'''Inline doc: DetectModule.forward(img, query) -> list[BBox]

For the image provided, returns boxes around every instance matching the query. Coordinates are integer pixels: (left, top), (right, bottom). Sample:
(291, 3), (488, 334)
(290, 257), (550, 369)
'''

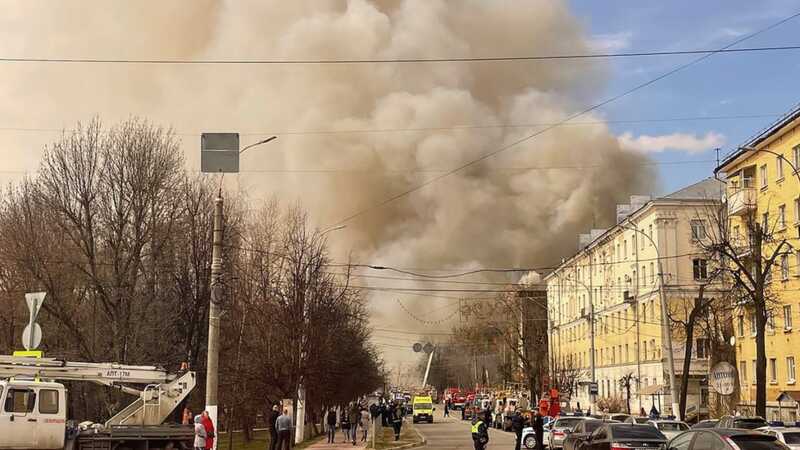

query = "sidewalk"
(305, 434), (368, 450)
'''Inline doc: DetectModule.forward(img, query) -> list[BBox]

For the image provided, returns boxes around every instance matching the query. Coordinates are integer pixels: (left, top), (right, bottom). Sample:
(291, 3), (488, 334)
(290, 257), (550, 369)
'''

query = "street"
(415, 410), (519, 450)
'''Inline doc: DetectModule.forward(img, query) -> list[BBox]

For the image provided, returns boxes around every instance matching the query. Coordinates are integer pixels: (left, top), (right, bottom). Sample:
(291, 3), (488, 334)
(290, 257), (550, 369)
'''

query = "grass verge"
(217, 430), (325, 450)
(369, 421), (423, 450)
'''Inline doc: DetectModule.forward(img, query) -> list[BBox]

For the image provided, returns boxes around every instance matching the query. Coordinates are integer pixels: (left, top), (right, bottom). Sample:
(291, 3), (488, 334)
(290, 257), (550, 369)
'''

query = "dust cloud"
(0, 0), (655, 362)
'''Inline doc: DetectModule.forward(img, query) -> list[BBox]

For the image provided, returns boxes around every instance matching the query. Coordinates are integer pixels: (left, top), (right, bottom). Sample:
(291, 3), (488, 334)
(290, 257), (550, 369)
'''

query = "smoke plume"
(0, 0), (656, 361)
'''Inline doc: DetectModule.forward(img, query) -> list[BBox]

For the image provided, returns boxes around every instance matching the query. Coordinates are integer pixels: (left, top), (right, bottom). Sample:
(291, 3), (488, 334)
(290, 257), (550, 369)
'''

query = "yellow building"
(545, 178), (724, 419)
(716, 107), (800, 421)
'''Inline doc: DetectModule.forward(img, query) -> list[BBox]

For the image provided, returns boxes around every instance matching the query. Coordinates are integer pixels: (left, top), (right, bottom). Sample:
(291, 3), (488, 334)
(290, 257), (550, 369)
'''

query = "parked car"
(691, 420), (719, 429)
(624, 416), (652, 424)
(549, 417), (589, 449)
(607, 414), (633, 423)
(647, 420), (690, 439)
(583, 423), (667, 450)
(523, 422), (552, 449)
(717, 416), (770, 430)
(666, 429), (790, 450)
(562, 419), (619, 450)
(761, 427), (800, 450)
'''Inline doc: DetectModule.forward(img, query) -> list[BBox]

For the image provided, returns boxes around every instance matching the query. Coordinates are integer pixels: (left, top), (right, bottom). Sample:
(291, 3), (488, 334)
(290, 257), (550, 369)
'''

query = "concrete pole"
(423, 348), (435, 387)
(205, 196), (224, 450)
(588, 284), (596, 413)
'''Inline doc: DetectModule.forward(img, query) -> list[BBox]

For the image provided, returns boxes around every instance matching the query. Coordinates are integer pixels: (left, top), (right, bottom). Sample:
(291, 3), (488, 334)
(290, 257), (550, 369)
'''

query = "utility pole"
(205, 195), (224, 446)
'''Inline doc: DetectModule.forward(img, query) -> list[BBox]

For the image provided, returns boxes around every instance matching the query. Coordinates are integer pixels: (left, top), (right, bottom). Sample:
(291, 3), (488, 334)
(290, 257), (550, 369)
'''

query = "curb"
(391, 426), (426, 450)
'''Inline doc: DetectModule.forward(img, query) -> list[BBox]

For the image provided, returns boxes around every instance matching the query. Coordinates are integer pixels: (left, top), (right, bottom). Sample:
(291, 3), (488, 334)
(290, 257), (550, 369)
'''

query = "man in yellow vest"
(471, 416), (489, 450)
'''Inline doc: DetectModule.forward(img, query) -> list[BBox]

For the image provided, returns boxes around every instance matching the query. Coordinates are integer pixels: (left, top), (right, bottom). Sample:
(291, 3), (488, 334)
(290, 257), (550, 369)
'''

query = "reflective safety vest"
(471, 421), (484, 434)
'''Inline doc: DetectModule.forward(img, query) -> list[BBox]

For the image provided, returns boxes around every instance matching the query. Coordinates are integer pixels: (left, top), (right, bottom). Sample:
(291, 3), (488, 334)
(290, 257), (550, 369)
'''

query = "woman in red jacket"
(201, 411), (216, 450)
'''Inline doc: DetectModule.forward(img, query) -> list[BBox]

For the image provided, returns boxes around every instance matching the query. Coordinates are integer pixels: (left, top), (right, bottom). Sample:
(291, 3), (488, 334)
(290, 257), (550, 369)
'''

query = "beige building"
(545, 178), (723, 419)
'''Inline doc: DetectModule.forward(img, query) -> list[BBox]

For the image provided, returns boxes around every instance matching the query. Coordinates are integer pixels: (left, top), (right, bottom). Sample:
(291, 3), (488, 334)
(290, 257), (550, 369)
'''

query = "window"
(649, 262), (655, 284)
(691, 220), (707, 240)
(752, 360), (757, 384)
(794, 145), (800, 172)
(738, 315), (745, 337)
(779, 205), (787, 229)
(788, 357), (796, 383)
(38, 389), (59, 414)
(797, 250), (800, 277)
(768, 310), (776, 333)
(650, 300), (656, 321)
(741, 360), (748, 384)
(760, 164), (768, 188)
(648, 224), (653, 243)
(770, 358), (778, 382)
(624, 240), (628, 258)
(643, 340), (647, 360)
(640, 231), (645, 250)
(778, 155), (785, 179)
(795, 198), (800, 225)
(750, 314), (757, 336)
(651, 338), (657, 359)
(782, 254), (790, 280)
(785, 305), (793, 330)
(641, 265), (646, 286)
(696, 338), (709, 358)
(693, 258), (708, 281)
(4, 389), (35, 413)
(642, 302), (647, 321)
(625, 344), (629, 362)
(762, 212), (770, 232)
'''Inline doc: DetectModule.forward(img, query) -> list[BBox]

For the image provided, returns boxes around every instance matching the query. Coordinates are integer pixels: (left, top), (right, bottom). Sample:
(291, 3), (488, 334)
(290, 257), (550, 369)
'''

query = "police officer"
(471, 416), (489, 450)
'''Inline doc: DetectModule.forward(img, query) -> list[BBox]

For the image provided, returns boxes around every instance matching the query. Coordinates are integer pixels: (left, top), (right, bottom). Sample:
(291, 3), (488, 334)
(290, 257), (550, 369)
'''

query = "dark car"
(717, 416), (769, 430)
(583, 423), (667, 450)
(564, 420), (619, 450)
(691, 420), (719, 429)
(667, 429), (790, 450)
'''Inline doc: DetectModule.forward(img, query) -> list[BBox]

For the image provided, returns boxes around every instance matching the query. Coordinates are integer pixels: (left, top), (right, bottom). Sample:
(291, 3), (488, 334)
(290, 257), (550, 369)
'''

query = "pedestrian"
(471, 415), (489, 450)
(194, 415), (207, 450)
(390, 402), (403, 441)
(534, 410), (545, 450)
(269, 405), (281, 450)
(639, 407), (647, 417)
(326, 407), (338, 444)
(444, 399), (450, 417)
(349, 402), (360, 445)
(182, 407), (193, 425)
(380, 401), (389, 427)
(649, 405), (659, 419)
(276, 408), (293, 450)
(340, 407), (352, 443)
(512, 411), (525, 450)
(201, 411), (216, 450)
(360, 407), (370, 442)
(483, 406), (492, 428)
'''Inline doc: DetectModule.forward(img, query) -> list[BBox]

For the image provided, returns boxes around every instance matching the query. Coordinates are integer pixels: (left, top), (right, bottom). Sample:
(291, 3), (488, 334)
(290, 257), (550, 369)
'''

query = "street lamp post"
(620, 221), (680, 420)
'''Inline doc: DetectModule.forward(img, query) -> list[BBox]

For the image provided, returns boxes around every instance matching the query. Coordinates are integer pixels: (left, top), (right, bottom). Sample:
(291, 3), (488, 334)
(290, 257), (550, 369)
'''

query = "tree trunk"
(755, 300), (768, 418)
(679, 317), (695, 420)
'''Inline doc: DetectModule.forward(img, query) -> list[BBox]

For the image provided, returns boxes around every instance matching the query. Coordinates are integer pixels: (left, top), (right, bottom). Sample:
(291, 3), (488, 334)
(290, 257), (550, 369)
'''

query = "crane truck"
(0, 354), (196, 450)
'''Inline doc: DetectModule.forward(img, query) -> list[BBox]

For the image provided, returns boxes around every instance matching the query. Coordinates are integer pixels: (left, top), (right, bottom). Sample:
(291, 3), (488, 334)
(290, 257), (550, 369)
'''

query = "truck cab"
(0, 380), (67, 450)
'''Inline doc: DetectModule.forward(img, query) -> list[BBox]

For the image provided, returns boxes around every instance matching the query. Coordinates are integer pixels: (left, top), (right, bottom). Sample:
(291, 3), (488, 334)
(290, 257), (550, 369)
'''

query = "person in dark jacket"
(483, 407), (492, 428)
(269, 405), (281, 450)
(444, 400), (450, 417)
(511, 411), (525, 450)
(534, 410), (545, 450)
(471, 416), (489, 450)
(389, 402), (403, 441)
(326, 407), (338, 444)
(340, 408), (352, 443)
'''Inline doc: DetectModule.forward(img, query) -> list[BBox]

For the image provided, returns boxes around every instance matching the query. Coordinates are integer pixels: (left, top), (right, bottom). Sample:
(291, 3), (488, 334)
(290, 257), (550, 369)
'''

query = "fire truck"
(0, 354), (195, 450)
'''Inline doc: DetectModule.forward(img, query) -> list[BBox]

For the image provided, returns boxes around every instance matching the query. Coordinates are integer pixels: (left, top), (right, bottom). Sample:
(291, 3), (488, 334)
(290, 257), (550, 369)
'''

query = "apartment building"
(545, 178), (723, 419)
(716, 105), (800, 421)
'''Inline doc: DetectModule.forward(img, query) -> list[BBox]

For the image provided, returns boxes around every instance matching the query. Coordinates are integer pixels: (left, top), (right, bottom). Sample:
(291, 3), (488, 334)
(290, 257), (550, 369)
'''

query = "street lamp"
(619, 221), (680, 420)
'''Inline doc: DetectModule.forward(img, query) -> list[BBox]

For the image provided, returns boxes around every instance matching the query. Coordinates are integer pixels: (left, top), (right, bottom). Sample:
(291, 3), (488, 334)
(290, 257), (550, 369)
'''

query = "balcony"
(727, 186), (757, 216)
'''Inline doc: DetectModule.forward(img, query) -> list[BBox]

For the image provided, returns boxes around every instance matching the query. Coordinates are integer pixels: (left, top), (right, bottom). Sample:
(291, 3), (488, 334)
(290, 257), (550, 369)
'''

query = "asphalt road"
(414, 409), (519, 450)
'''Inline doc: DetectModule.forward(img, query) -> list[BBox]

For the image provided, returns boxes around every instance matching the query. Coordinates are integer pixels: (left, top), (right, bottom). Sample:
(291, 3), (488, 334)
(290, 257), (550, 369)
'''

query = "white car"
(646, 419), (689, 440)
(761, 427), (800, 450)
(523, 422), (551, 449)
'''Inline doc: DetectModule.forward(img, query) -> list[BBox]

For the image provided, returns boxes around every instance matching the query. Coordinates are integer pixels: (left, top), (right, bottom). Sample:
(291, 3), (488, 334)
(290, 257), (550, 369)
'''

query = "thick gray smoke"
(0, 0), (655, 362)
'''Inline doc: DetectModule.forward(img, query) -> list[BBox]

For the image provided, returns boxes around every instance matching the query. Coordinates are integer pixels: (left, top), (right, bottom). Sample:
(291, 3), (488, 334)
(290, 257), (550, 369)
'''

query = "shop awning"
(776, 391), (800, 402)
(638, 384), (665, 396)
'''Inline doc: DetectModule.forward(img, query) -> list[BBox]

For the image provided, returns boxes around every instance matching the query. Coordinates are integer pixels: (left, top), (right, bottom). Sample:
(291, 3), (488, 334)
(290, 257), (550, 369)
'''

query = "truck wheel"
(525, 436), (537, 449)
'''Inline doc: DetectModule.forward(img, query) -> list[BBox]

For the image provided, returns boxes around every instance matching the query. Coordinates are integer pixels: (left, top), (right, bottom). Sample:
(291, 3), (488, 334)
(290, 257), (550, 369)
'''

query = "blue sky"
(569, 0), (800, 194)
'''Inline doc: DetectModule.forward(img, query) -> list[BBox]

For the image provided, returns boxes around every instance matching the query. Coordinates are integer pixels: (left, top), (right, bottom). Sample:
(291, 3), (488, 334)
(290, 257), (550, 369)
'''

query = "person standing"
(534, 410), (545, 450)
(360, 406), (371, 442)
(326, 407), (338, 444)
(340, 407), (352, 443)
(483, 406), (492, 428)
(269, 405), (281, 450)
(276, 409), (293, 450)
(349, 403), (360, 445)
(389, 402), (403, 441)
(194, 415), (207, 450)
(444, 400), (450, 418)
(471, 416), (489, 450)
(511, 411), (524, 450)
(201, 411), (215, 450)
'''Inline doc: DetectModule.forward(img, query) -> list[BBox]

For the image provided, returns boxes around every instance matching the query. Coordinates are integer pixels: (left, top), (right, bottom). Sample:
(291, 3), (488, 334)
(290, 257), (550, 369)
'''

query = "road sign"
(412, 343), (422, 352)
(423, 343), (434, 354)
(588, 382), (599, 395)
(201, 133), (240, 173)
(709, 361), (736, 395)
(22, 323), (42, 351)
(25, 292), (46, 321)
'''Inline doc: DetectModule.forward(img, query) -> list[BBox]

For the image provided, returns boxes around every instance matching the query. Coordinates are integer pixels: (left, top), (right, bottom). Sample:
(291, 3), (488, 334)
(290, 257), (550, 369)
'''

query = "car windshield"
(729, 436), (789, 450)
(557, 418), (584, 429)
(781, 433), (800, 444)
(585, 421), (604, 432)
(634, 418), (650, 424)
(734, 419), (769, 430)
(611, 426), (666, 439)
(657, 423), (689, 431)
(415, 403), (432, 409)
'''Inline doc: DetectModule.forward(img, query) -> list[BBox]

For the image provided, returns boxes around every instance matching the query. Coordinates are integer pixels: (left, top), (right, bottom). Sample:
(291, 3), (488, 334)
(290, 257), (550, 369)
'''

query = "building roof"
(717, 102), (800, 173)
(660, 177), (724, 201)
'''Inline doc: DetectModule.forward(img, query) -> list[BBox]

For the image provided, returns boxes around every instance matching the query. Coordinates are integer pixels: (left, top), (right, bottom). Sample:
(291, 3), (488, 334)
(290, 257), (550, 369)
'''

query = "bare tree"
(618, 372), (637, 414)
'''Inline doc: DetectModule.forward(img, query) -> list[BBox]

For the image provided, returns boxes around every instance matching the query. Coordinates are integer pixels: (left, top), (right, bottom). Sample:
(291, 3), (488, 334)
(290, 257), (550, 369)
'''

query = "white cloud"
(618, 131), (726, 154)
(589, 31), (633, 53)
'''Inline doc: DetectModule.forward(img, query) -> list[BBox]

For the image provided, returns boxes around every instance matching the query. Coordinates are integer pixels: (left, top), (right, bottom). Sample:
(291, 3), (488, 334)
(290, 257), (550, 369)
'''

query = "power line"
(328, 11), (800, 226)
(2, 45), (800, 65)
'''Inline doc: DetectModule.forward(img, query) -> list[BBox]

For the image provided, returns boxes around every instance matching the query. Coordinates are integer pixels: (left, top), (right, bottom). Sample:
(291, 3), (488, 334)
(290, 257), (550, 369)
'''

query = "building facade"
(717, 106), (800, 421)
(545, 178), (723, 419)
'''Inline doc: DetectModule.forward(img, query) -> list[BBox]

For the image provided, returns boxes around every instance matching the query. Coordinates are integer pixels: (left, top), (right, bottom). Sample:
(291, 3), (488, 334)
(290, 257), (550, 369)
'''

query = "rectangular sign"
(588, 382), (598, 396)
(201, 133), (240, 173)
